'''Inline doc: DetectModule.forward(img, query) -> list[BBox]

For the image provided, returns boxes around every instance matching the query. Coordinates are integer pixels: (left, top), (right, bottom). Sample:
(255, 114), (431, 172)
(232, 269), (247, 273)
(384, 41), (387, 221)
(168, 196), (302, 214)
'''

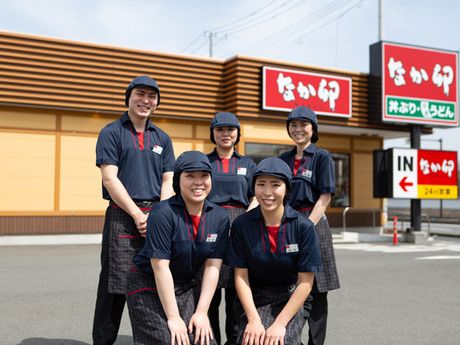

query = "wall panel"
(242, 121), (290, 142)
(0, 110), (55, 130)
(60, 135), (106, 211)
(0, 131), (55, 210)
(156, 121), (193, 139)
(352, 137), (382, 152)
(352, 153), (380, 209)
(320, 136), (352, 151)
(61, 115), (112, 133)
(172, 140), (193, 157)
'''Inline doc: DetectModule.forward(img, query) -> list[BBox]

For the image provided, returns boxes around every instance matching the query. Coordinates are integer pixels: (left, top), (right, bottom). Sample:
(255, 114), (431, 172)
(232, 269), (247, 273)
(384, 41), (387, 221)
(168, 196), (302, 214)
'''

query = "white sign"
(392, 149), (417, 198)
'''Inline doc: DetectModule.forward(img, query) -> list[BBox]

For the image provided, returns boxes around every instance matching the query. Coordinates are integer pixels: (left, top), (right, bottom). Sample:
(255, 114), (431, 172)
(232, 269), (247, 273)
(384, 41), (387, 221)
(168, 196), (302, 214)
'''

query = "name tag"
(302, 170), (312, 178)
(285, 243), (299, 253)
(206, 233), (218, 243)
(237, 167), (247, 176)
(152, 145), (163, 155)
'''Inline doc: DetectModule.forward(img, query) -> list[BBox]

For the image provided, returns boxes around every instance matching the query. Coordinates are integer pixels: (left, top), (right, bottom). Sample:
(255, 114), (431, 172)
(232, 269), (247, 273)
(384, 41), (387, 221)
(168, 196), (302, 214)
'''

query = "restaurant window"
(244, 143), (350, 207)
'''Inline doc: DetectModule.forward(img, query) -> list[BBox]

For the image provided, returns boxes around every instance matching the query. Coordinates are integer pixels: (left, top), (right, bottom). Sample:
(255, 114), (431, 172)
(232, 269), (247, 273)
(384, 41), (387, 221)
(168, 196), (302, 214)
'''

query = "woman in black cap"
(126, 151), (230, 345)
(226, 157), (321, 345)
(279, 106), (340, 345)
(206, 112), (258, 345)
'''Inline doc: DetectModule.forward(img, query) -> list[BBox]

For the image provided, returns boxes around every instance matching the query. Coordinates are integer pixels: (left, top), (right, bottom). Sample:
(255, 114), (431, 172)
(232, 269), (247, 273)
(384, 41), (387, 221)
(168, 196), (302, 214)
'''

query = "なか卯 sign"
(370, 42), (459, 127)
(261, 66), (352, 117)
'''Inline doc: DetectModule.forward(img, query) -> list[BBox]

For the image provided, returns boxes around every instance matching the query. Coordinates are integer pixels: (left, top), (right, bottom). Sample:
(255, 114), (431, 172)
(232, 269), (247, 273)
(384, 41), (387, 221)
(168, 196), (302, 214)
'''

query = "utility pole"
(378, 0), (384, 41)
(410, 125), (422, 232)
(439, 138), (443, 218)
(206, 31), (215, 57)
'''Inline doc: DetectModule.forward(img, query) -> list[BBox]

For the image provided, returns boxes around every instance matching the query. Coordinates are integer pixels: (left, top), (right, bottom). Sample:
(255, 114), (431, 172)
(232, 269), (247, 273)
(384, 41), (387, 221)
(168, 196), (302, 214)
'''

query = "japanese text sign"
(262, 66), (352, 117)
(371, 42), (459, 127)
(392, 148), (458, 199)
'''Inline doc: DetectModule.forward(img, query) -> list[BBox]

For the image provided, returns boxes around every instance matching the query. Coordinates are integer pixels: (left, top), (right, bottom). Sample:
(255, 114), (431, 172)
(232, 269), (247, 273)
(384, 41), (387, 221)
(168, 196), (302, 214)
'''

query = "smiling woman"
(205, 111), (258, 344)
(126, 151), (230, 345)
(225, 157), (321, 345)
(280, 106), (341, 345)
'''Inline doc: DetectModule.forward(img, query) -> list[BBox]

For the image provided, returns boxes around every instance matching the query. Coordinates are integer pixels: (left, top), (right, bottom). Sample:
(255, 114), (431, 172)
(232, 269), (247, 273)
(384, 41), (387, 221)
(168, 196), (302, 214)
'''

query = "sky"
(0, 0), (459, 153)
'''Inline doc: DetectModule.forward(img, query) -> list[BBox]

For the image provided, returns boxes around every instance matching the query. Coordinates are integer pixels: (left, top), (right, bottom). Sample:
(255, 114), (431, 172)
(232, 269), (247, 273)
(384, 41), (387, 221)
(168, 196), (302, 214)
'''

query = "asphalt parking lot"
(2, 237), (460, 345)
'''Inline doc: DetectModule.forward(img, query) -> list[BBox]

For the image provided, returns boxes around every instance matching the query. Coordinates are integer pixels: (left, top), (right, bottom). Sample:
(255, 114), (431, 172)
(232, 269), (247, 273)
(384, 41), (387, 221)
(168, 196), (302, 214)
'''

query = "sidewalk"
(1, 222), (459, 246)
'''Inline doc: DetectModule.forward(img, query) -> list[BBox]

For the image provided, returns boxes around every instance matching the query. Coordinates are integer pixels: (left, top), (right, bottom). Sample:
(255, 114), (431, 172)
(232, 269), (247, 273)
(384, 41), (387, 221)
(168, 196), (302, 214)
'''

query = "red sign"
(262, 66), (352, 117)
(380, 42), (458, 126)
(417, 150), (457, 186)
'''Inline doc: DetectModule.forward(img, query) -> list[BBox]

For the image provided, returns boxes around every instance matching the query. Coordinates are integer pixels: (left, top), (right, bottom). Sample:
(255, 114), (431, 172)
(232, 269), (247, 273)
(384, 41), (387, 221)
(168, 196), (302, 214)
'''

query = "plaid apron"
(217, 206), (245, 289)
(126, 269), (217, 345)
(235, 285), (306, 345)
(104, 201), (155, 294)
(298, 211), (340, 293)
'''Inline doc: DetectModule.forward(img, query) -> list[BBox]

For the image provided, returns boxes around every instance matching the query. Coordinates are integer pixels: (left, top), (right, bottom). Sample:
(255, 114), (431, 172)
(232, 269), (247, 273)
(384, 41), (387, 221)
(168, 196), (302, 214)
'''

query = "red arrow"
(399, 176), (414, 192)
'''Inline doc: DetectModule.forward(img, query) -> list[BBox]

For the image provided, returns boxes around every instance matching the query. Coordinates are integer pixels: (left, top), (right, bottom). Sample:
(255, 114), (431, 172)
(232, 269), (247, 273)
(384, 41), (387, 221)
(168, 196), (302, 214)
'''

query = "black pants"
(92, 231), (125, 345)
(305, 291), (328, 345)
(209, 288), (238, 345)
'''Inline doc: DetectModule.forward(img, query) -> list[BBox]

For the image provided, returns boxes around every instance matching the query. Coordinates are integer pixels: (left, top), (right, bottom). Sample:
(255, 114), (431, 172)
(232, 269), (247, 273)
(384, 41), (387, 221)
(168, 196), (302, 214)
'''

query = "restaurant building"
(0, 31), (416, 235)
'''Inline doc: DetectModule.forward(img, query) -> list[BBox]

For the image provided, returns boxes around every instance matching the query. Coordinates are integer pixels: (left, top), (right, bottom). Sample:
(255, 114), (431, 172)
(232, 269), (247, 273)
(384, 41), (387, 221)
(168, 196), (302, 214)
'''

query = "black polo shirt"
(279, 144), (335, 209)
(225, 205), (321, 287)
(207, 149), (256, 207)
(133, 195), (230, 284)
(96, 112), (175, 201)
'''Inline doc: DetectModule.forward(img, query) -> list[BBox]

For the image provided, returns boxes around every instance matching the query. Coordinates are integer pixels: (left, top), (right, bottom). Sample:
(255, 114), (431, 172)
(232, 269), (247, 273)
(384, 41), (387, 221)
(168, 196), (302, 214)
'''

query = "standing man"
(92, 75), (175, 345)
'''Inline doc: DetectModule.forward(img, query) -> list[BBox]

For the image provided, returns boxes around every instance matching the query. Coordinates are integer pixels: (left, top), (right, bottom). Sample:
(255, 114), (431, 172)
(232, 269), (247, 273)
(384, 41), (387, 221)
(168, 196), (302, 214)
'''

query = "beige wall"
(0, 131), (55, 211)
(352, 152), (380, 209)
(60, 135), (107, 211)
(61, 115), (112, 133)
(0, 108), (383, 215)
(0, 110), (56, 131)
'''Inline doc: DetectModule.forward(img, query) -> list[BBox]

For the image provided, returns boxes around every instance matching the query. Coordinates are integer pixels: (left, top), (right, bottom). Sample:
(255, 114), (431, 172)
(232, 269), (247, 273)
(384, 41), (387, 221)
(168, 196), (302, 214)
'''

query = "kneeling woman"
(226, 157), (321, 345)
(127, 151), (230, 345)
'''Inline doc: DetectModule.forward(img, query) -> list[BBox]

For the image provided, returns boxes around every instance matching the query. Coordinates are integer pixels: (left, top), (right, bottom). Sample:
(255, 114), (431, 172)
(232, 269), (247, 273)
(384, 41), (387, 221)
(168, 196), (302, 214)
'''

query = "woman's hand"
(263, 322), (286, 345)
(167, 316), (190, 345)
(242, 318), (266, 345)
(188, 311), (213, 345)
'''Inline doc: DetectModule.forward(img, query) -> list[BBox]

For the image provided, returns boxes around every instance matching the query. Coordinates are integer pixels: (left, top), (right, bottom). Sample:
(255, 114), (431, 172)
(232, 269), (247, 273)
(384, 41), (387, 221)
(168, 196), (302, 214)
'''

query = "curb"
(0, 234), (102, 246)
(0, 231), (440, 246)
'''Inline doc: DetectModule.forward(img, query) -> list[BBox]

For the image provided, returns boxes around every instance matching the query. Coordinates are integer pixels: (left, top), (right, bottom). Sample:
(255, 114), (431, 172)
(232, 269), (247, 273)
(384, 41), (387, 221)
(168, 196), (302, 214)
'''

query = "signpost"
(371, 41), (459, 233)
(391, 148), (458, 199)
(374, 148), (458, 199)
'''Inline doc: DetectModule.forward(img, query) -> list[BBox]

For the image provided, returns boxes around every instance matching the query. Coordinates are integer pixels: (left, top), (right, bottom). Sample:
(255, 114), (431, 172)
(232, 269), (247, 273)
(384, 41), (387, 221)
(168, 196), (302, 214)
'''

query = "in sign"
(393, 149), (417, 198)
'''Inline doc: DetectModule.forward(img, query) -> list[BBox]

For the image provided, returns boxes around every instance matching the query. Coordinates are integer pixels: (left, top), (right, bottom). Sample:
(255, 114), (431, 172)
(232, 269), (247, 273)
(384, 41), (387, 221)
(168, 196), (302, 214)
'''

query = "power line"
(238, 0), (358, 54)
(296, 0), (364, 41)
(237, 0), (348, 53)
(209, 0), (283, 32)
(182, 0), (362, 58)
(222, 0), (307, 36)
(188, 39), (209, 55)
(207, 0), (308, 57)
(182, 0), (307, 56)
(181, 33), (205, 53)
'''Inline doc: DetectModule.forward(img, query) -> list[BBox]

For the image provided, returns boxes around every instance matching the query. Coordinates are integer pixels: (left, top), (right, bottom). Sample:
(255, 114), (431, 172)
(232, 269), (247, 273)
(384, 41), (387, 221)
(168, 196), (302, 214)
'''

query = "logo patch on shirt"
(152, 145), (163, 155)
(206, 233), (218, 243)
(302, 170), (312, 178)
(237, 167), (247, 176)
(285, 243), (299, 253)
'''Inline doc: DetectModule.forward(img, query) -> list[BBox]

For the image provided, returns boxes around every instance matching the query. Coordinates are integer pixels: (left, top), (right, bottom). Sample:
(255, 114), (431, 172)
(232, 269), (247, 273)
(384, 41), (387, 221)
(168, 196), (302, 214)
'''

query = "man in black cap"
(92, 75), (175, 345)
